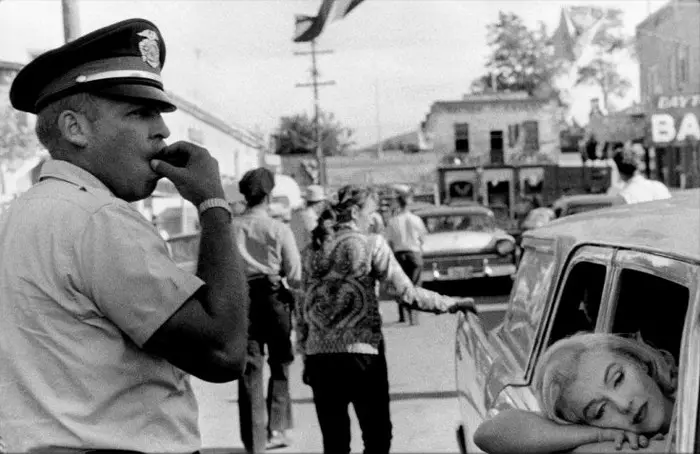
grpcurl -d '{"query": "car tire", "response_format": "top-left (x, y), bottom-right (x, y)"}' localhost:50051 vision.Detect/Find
top-left (456, 423), bottom-right (468, 454)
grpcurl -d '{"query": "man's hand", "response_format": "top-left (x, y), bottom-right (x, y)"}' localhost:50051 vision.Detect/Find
top-left (151, 141), bottom-right (226, 207)
top-left (449, 297), bottom-right (477, 315)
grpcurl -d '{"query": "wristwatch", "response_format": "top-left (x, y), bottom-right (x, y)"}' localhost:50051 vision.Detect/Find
top-left (197, 198), bottom-right (233, 217)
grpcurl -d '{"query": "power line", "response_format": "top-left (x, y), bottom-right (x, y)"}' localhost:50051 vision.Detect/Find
top-left (294, 40), bottom-right (335, 187)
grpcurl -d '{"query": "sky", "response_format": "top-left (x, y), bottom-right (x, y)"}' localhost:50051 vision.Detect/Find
top-left (0, 0), bottom-right (668, 148)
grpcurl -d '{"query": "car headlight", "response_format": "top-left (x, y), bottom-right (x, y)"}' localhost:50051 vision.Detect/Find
top-left (495, 239), bottom-right (515, 255)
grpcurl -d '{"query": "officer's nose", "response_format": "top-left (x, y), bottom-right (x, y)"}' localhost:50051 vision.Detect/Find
top-left (154, 115), bottom-right (171, 140)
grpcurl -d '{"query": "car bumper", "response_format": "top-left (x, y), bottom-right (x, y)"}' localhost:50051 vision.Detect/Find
top-left (421, 263), bottom-right (516, 282)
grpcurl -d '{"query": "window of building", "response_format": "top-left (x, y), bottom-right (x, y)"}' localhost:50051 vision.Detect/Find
top-left (454, 123), bottom-right (470, 153)
top-left (548, 261), bottom-right (607, 347)
top-left (490, 130), bottom-right (504, 164)
top-left (501, 247), bottom-right (556, 366)
top-left (677, 44), bottom-right (690, 85)
top-left (522, 120), bottom-right (539, 152)
top-left (647, 65), bottom-right (661, 99)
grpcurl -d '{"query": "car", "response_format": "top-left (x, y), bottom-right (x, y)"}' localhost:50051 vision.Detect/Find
top-left (551, 193), bottom-right (622, 218)
top-left (454, 190), bottom-right (700, 453)
top-left (417, 205), bottom-right (517, 284)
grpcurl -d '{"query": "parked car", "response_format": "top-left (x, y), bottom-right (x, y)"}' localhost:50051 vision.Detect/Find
top-left (551, 193), bottom-right (621, 218)
top-left (417, 205), bottom-right (517, 284)
top-left (454, 190), bottom-right (699, 454)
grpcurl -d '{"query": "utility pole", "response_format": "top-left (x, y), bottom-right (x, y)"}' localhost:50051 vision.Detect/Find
top-left (62, 0), bottom-right (81, 43)
top-left (295, 39), bottom-right (335, 187)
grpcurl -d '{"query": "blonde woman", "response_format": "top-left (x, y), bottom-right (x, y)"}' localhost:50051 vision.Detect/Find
top-left (474, 333), bottom-right (676, 453)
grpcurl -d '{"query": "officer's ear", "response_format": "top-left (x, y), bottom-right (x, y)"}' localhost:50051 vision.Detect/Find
top-left (57, 110), bottom-right (91, 148)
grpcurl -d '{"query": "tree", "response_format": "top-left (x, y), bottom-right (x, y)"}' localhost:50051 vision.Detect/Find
top-left (0, 96), bottom-right (41, 195)
top-left (572, 8), bottom-right (633, 112)
top-left (471, 12), bottom-right (562, 97)
top-left (273, 111), bottom-right (355, 156)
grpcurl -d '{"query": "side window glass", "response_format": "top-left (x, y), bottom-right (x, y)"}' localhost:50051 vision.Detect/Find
top-left (612, 269), bottom-right (689, 362)
top-left (548, 261), bottom-right (606, 346)
top-left (502, 248), bottom-right (555, 363)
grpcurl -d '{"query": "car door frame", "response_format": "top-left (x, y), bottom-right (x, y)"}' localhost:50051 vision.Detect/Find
top-left (524, 243), bottom-right (616, 384)
top-left (599, 249), bottom-right (700, 452)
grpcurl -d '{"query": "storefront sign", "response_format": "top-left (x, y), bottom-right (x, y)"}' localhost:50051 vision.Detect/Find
top-left (651, 94), bottom-right (700, 145)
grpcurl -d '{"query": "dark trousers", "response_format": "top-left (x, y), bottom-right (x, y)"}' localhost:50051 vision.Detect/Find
top-left (306, 344), bottom-right (392, 454)
top-left (394, 250), bottom-right (423, 324)
top-left (238, 278), bottom-right (295, 453)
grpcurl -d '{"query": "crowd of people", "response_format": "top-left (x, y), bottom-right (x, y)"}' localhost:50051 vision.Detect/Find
top-left (0, 16), bottom-right (681, 454)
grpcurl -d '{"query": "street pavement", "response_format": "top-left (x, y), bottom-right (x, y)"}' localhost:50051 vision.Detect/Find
top-left (195, 282), bottom-right (510, 454)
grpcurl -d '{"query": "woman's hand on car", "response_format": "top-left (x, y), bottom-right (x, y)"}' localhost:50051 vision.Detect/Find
top-left (449, 297), bottom-right (477, 315)
top-left (597, 428), bottom-right (662, 450)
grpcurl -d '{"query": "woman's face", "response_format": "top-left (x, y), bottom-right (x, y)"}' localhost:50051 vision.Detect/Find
top-left (564, 350), bottom-right (672, 434)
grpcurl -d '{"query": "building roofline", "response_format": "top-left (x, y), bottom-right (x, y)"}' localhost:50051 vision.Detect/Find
top-left (166, 91), bottom-right (264, 149)
top-left (636, 1), bottom-right (673, 31)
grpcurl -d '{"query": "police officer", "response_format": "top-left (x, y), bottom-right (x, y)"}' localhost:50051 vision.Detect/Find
top-left (231, 168), bottom-right (302, 453)
top-left (0, 18), bottom-right (249, 453)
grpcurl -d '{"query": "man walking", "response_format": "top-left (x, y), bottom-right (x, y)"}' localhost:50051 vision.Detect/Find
top-left (0, 18), bottom-right (248, 453)
top-left (385, 190), bottom-right (428, 325)
top-left (232, 168), bottom-right (302, 453)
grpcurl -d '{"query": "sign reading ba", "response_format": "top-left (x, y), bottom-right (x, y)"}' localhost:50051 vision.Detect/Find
top-left (651, 94), bottom-right (700, 145)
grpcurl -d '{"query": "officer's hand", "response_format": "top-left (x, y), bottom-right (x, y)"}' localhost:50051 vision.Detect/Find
top-left (449, 297), bottom-right (477, 315)
top-left (150, 141), bottom-right (225, 207)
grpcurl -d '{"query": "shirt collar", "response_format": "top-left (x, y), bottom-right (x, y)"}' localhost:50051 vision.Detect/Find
top-left (39, 159), bottom-right (113, 195)
top-left (244, 205), bottom-right (270, 218)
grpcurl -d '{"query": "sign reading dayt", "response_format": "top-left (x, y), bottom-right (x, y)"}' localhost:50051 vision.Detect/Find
top-left (651, 94), bottom-right (700, 145)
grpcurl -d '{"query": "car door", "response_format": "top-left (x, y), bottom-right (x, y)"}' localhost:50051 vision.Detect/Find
top-left (489, 245), bottom-right (614, 428)
top-left (599, 251), bottom-right (700, 452)
top-left (455, 237), bottom-right (556, 452)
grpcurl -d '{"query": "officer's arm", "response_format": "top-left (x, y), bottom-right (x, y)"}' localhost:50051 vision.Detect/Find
top-left (144, 208), bottom-right (249, 383)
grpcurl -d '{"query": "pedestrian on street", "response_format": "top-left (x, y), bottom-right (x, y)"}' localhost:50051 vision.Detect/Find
top-left (231, 167), bottom-right (302, 453)
top-left (611, 148), bottom-right (671, 204)
top-left (367, 188), bottom-right (386, 235)
top-left (384, 190), bottom-right (428, 325)
top-left (296, 184), bottom-right (476, 454)
top-left (0, 18), bottom-right (249, 453)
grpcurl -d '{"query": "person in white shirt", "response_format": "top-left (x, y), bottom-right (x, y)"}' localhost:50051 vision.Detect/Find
top-left (613, 148), bottom-right (672, 204)
top-left (384, 191), bottom-right (428, 325)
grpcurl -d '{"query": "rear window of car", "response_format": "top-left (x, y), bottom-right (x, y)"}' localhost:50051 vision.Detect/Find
top-left (421, 213), bottom-right (495, 233)
top-left (565, 203), bottom-right (613, 216)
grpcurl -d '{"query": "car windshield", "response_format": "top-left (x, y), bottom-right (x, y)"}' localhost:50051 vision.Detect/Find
top-left (422, 213), bottom-right (495, 233)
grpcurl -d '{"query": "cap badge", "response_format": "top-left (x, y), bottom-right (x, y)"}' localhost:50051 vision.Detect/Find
top-left (137, 29), bottom-right (160, 69)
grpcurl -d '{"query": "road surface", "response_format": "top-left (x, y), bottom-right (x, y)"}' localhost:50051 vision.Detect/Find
top-left (195, 280), bottom-right (511, 453)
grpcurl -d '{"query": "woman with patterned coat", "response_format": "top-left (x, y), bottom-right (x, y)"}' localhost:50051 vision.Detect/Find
top-left (295, 185), bottom-right (475, 454)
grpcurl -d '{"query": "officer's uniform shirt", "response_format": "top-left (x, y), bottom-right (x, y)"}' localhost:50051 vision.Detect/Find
top-left (385, 210), bottom-right (428, 254)
top-left (232, 205), bottom-right (302, 287)
top-left (0, 160), bottom-right (203, 453)
top-left (619, 174), bottom-right (672, 204)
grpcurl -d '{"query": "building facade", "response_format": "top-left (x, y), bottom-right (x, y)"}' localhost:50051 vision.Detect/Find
top-left (637, 0), bottom-right (700, 106)
top-left (422, 92), bottom-right (563, 167)
top-left (636, 0), bottom-right (700, 188)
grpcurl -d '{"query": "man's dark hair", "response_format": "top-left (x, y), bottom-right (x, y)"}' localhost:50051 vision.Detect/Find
top-left (613, 149), bottom-right (638, 178)
top-left (396, 191), bottom-right (411, 209)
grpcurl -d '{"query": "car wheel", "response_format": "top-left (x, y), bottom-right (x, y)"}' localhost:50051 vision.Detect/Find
top-left (456, 423), bottom-right (468, 454)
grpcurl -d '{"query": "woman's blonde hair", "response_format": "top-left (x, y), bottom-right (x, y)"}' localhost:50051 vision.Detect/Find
top-left (534, 332), bottom-right (677, 424)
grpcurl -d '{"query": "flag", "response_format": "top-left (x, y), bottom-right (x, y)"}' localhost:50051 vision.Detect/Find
top-left (552, 6), bottom-right (606, 65)
top-left (293, 0), bottom-right (366, 43)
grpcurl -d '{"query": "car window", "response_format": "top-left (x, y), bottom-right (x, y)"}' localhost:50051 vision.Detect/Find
top-left (501, 247), bottom-right (556, 366)
top-left (547, 261), bottom-right (606, 347)
top-left (611, 269), bottom-right (689, 362)
top-left (421, 213), bottom-right (495, 233)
